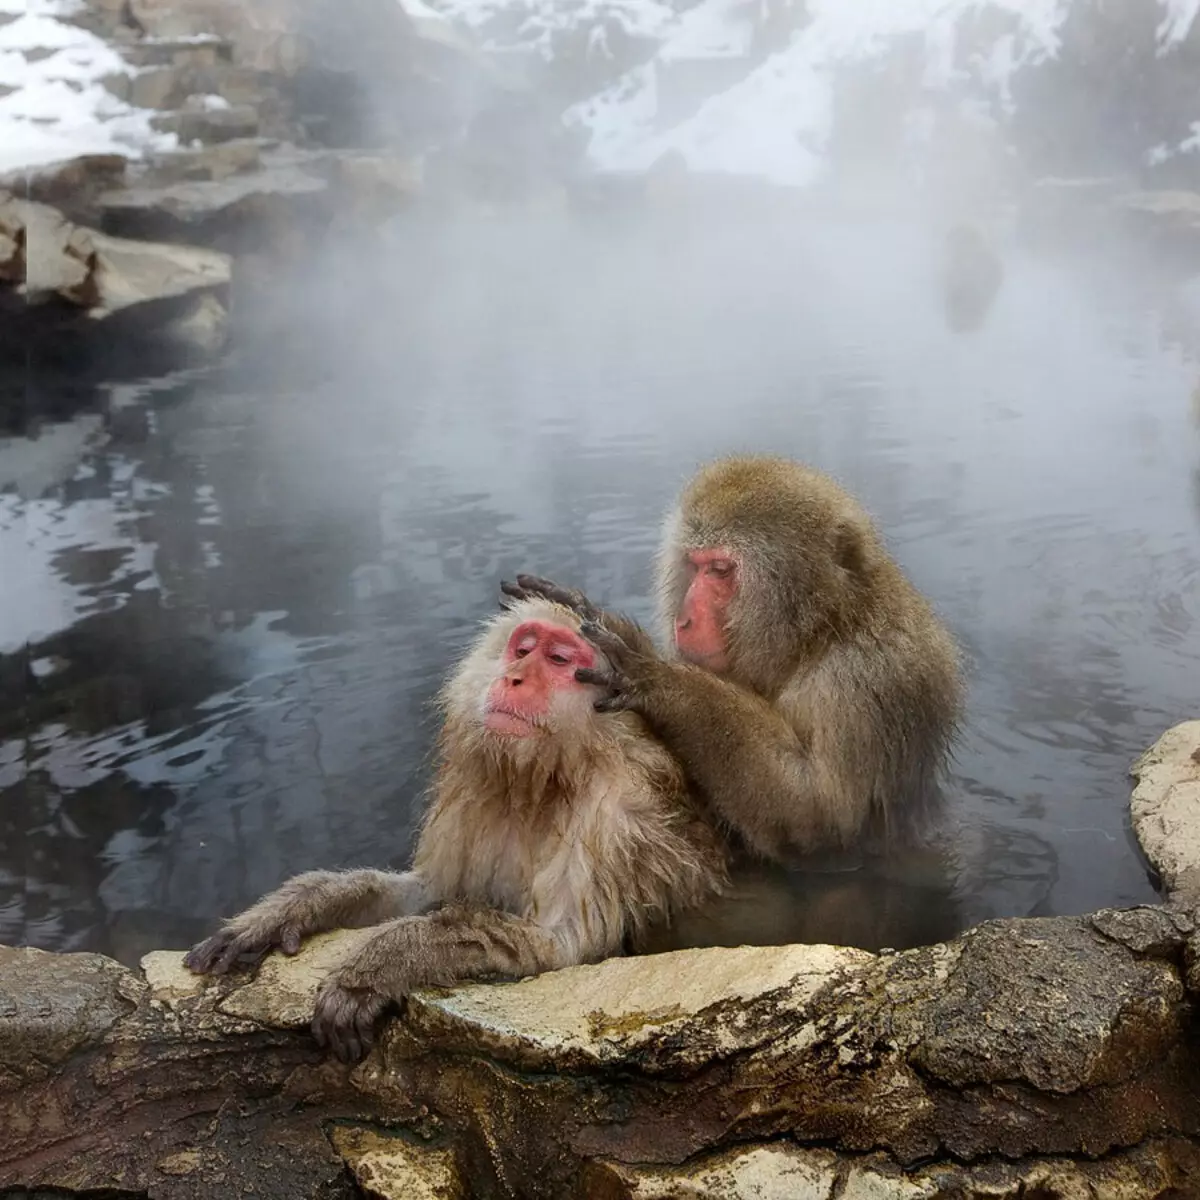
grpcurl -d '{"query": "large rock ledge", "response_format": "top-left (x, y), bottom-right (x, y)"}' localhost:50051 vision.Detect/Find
top-left (2, 721), bottom-right (1200, 1199)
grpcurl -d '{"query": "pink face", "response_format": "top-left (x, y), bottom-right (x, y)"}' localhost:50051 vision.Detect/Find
top-left (484, 620), bottom-right (598, 737)
top-left (674, 548), bottom-right (737, 671)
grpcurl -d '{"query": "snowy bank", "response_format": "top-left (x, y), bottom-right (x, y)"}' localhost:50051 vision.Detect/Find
top-left (0, 0), bottom-right (176, 174)
top-left (420, 0), bottom-right (1200, 187)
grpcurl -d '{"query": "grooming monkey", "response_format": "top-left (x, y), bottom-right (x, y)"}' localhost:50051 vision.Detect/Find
top-left (506, 456), bottom-right (964, 863)
top-left (186, 596), bottom-right (727, 1062)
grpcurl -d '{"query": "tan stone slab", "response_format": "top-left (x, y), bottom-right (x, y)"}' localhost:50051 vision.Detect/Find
top-left (410, 942), bottom-right (873, 1071)
top-left (1130, 719), bottom-right (1200, 900)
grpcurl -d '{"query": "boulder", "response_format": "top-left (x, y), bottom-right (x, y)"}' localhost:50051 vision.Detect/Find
top-left (0, 191), bottom-right (231, 367)
top-left (1131, 720), bottom-right (1200, 900)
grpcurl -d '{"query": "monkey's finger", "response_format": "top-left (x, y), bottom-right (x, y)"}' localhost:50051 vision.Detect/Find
top-left (336, 1020), bottom-right (361, 1064)
top-left (280, 927), bottom-right (302, 956)
top-left (574, 667), bottom-right (615, 688)
top-left (311, 1003), bottom-right (331, 1048)
top-left (515, 575), bottom-right (598, 618)
top-left (594, 693), bottom-right (630, 714)
top-left (579, 620), bottom-right (628, 659)
top-left (211, 937), bottom-right (251, 975)
top-left (183, 936), bottom-right (225, 974)
top-left (499, 580), bottom-right (531, 605)
top-left (354, 1002), bottom-right (379, 1056)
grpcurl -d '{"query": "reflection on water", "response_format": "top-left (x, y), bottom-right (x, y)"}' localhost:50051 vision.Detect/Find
top-left (2, 209), bottom-right (1198, 965)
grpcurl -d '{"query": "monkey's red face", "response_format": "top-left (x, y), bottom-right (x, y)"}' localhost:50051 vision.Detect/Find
top-left (675, 548), bottom-right (737, 671)
top-left (485, 620), bottom-right (598, 737)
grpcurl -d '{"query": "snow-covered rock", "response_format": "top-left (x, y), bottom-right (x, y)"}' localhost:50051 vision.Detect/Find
top-left (0, 0), bottom-right (176, 173)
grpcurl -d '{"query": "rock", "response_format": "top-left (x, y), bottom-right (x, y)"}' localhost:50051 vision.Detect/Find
top-left (217, 927), bottom-right (377, 1026)
top-left (0, 945), bottom-right (141, 1085)
top-left (587, 1140), bottom-right (1200, 1199)
top-left (3, 901), bottom-right (1200, 1196)
top-left (0, 196), bottom-right (89, 293)
top-left (910, 918), bottom-right (1185, 1094)
top-left (97, 144), bottom-right (332, 251)
top-left (61, 226), bottom-right (230, 315)
top-left (1, 193), bottom-right (231, 314)
top-left (1131, 720), bottom-right (1200, 900)
top-left (160, 290), bottom-right (229, 355)
top-left (123, 34), bottom-right (233, 69)
top-left (152, 102), bottom-right (261, 143)
top-left (0, 154), bottom-right (128, 221)
top-left (141, 949), bottom-right (206, 1009)
top-left (331, 1127), bottom-right (465, 1200)
top-left (145, 137), bottom-right (268, 183)
top-left (584, 1145), bottom-right (842, 1199)
top-left (409, 942), bottom-right (872, 1073)
top-left (1, 192), bottom-right (233, 376)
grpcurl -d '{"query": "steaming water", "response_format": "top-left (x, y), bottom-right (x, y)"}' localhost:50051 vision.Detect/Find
top-left (2, 206), bottom-right (1198, 965)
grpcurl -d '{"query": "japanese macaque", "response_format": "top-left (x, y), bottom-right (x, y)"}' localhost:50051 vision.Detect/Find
top-left (504, 456), bottom-right (963, 864)
top-left (941, 222), bottom-right (1003, 334)
top-left (185, 597), bottom-right (727, 1063)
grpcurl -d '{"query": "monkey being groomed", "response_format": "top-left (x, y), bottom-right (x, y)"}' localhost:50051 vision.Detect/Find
top-left (506, 455), bottom-right (964, 865)
top-left (185, 596), bottom-right (728, 1063)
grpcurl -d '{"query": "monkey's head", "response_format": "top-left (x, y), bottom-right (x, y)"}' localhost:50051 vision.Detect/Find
top-left (657, 456), bottom-right (884, 695)
top-left (441, 598), bottom-right (616, 752)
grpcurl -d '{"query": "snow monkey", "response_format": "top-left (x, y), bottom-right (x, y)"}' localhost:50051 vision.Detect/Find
top-left (504, 456), bottom-right (964, 863)
top-left (185, 596), bottom-right (728, 1063)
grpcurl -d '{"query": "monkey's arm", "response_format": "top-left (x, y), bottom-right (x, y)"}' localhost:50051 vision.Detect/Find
top-left (185, 868), bottom-right (434, 975)
top-left (500, 574), bottom-right (659, 657)
top-left (311, 904), bottom-right (578, 1062)
top-left (578, 623), bottom-right (837, 858)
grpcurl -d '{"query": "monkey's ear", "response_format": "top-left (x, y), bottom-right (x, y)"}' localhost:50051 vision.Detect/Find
top-left (833, 522), bottom-right (867, 577)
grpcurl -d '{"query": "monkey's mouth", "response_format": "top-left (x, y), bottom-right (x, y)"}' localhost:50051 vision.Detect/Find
top-left (483, 707), bottom-right (544, 737)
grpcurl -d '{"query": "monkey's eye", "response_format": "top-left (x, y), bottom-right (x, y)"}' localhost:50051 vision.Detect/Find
top-left (708, 560), bottom-right (734, 578)
top-left (547, 649), bottom-right (573, 666)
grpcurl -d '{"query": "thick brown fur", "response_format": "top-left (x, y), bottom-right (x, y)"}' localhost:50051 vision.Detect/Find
top-left (512, 457), bottom-right (964, 862)
top-left (185, 597), bottom-right (728, 1062)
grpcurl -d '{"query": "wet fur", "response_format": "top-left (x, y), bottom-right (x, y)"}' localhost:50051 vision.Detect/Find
top-left (185, 598), bottom-right (727, 1061)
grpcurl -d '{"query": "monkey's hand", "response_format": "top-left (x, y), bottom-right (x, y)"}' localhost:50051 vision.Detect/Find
top-left (576, 620), bottom-right (662, 714)
top-left (312, 971), bottom-right (395, 1064)
top-left (184, 875), bottom-right (332, 975)
top-left (185, 917), bottom-right (305, 977)
top-left (500, 574), bottom-right (600, 621)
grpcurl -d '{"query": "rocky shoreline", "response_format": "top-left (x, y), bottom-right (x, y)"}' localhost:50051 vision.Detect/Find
top-left (0, 721), bottom-right (1197, 1198)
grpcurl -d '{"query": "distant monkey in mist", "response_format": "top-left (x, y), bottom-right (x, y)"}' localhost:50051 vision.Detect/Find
top-left (505, 456), bottom-right (964, 863)
top-left (941, 222), bottom-right (1003, 334)
top-left (186, 597), bottom-right (727, 1063)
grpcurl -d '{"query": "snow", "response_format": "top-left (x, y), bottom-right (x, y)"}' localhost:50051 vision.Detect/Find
top-left (421, 0), bottom-right (678, 57)
top-left (0, 0), bottom-right (175, 175)
top-left (2, 0), bottom-right (1200, 182)
top-left (1158, 0), bottom-right (1200, 46)
top-left (570, 0), bottom-right (1071, 182)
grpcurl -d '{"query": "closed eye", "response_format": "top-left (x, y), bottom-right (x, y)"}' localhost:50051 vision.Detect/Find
top-left (547, 651), bottom-right (572, 665)
top-left (708, 561), bottom-right (734, 577)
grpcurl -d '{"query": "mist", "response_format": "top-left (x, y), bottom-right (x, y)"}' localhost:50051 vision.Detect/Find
top-left (2, 0), bottom-right (1199, 963)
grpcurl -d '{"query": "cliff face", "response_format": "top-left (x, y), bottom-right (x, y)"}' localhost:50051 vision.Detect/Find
top-left (2, 723), bottom-right (1199, 1199)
